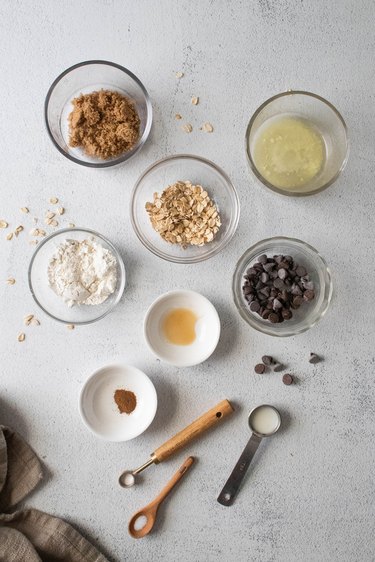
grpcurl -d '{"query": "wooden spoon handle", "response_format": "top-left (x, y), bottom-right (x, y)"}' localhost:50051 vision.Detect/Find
top-left (152, 399), bottom-right (234, 463)
top-left (152, 456), bottom-right (195, 507)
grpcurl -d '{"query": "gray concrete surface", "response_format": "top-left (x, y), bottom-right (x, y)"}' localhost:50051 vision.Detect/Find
top-left (0, 1), bottom-right (374, 561)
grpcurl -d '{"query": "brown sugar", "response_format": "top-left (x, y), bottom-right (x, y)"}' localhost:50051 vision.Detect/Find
top-left (68, 90), bottom-right (140, 159)
top-left (114, 389), bottom-right (137, 415)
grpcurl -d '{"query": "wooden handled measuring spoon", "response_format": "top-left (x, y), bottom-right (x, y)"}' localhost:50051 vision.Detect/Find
top-left (119, 399), bottom-right (233, 488)
top-left (128, 456), bottom-right (194, 539)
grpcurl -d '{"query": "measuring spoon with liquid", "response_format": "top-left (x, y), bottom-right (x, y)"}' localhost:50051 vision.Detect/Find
top-left (217, 404), bottom-right (281, 506)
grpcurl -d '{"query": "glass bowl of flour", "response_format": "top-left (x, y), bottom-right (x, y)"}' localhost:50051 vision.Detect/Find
top-left (28, 228), bottom-right (126, 324)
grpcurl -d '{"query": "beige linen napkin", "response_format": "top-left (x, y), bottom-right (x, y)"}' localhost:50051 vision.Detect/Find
top-left (0, 426), bottom-right (109, 562)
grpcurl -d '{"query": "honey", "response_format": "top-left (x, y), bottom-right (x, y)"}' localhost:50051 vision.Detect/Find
top-left (162, 308), bottom-right (197, 346)
top-left (253, 115), bottom-right (325, 190)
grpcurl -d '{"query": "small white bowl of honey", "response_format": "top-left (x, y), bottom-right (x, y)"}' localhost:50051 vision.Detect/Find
top-left (144, 290), bottom-right (221, 367)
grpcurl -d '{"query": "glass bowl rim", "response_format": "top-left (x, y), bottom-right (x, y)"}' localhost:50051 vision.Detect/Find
top-left (232, 235), bottom-right (333, 337)
top-left (130, 153), bottom-right (240, 264)
top-left (245, 90), bottom-right (349, 197)
top-left (28, 227), bottom-right (126, 325)
top-left (44, 59), bottom-right (153, 168)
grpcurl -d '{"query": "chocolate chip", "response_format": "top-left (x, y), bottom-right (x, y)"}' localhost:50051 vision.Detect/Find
top-left (261, 309), bottom-right (270, 320)
top-left (254, 363), bottom-right (266, 374)
top-left (258, 254), bottom-right (268, 264)
top-left (262, 355), bottom-right (273, 366)
top-left (263, 262), bottom-right (275, 273)
top-left (260, 272), bottom-right (269, 283)
top-left (282, 373), bottom-right (294, 385)
top-left (243, 286), bottom-right (252, 295)
top-left (249, 301), bottom-right (260, 312)
top-left (303, 289), bottom-right (315, 301)
top-left (273, 298), bottom-right (283, 310)
top-left (273, 278), bottom-right (285, 290)
top-left (273, 362), bottom-right (284, 372)
top-left (246, 267), bottom-right (257, 277)
top-left (309, 353), bottom-right (321, 364)
top-left (278, 268), bottom-right (287, 280)
top-left (292, 296), bottom-right (303, 308)
top-left (281, 308), bottom-right (293, 320)
top-left (268, 312), bottom-right (280, 323)
top-left (296, 266), bottom-right (307, 277)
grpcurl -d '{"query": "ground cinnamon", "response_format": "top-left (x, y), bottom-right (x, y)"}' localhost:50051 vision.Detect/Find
top-left (68, 89), bottom-right (140, 159)
top-left (114, 389), bottom-right (137, 414)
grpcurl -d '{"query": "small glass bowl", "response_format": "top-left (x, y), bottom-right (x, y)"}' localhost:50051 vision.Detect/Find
top-left (130, 154), bottom-right (240, 264)
top-left (28, 228), bottom-right (126, 325)
top-left (245, 91), bottom-right (349, 196)
top-left (44, 60), bottom-right (152, 168)
top-left (232, 237), bottom-right (333, 337)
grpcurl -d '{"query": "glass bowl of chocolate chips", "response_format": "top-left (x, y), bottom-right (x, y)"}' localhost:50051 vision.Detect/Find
top-left (232, 237), bottom-right (333, 336)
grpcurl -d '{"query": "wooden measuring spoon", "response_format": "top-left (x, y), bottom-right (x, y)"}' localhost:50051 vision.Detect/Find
top-left (128, 456), bottom-right (194, 539)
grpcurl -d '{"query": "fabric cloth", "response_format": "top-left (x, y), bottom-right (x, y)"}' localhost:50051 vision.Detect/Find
top-left (0, 425), bottom-right (109, 562)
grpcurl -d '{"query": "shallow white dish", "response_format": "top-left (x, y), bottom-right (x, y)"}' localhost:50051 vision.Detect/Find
top-left (79, 364), bottom-right (157, 442)
top-left (144, 290), bottom-right (221, 367)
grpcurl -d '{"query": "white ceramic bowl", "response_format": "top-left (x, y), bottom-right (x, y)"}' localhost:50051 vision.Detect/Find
top-left (144, 290), bottom-right (221, 367)
top-left (79, 364), bottom-right (157, 442)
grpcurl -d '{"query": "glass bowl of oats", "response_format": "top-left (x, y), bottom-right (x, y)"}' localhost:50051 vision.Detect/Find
top-left (130, 155), bottom-right (240, 263)
top-left (44, 60), bottom-right (152, 168)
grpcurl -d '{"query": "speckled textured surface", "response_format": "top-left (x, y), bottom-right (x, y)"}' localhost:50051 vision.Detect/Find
top-left (0, 1), bottom-right (374, 561)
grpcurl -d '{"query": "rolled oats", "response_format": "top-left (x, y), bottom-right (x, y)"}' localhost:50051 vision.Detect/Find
top-left (145, 181), bottom-right (221, 249)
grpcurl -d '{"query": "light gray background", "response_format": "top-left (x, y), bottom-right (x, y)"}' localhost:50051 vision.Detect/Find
top-left (0, 1), bottom-right (374, 561)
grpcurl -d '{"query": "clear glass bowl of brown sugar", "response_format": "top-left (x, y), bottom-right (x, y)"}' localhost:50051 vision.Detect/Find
top-left (44, 60), bottom-right (152, 168)
top-left (232, 237), bottom-right (333, 337)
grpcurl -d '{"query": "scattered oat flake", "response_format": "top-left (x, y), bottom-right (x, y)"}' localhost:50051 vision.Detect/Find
top-left (29, 240), bottom-right (38, 245)
top-left (45, 211), bottom-right (55, 219)
top-left (176, 71), bottom-right (184, 78)
top-left (15, 225), bottom-right (24, 236)
top-left (31, 317), bottom-right (40, 326)
top-left (175, 113), bottom-right (182, 120)
top-left (50, 197), bottom-right (59, 204)
top-left (18, 333), bottom-right (26, 342)
top-left (7, 278), bottom-right (16, 285)
top-left (68, 223), bottom-right (76, 228)
top-left (182, 124), bottom-right (193, 133)
top-left (57, 207), bottom-right (65, 215)
top-left (202, 122), bottom-right (214, 133)
top-left (0, 220), bottom-right (8, 229)
top-left (191, 96), bottom-right (199, 105)
top-left (67, 324), bottom-right (75, 330)
top-left (20, 207), bottom-right (29, 214)
top-left (24, 314), bottom-right (34, 326)
top-left (50, 219), bottom-right (58, 227)
top-left (6, 232), bottom-right (13, 241)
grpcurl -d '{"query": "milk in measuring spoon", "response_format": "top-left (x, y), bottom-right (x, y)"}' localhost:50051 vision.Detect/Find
top-left (251, 406), bottom-right (280, 435)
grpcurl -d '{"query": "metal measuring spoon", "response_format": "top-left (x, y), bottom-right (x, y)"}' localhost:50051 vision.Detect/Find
top-left (217, 405), bottom-right (281, 506)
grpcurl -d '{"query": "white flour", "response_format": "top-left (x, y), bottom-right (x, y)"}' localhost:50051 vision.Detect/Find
top-left (48, 238), bottom-right (117, 307)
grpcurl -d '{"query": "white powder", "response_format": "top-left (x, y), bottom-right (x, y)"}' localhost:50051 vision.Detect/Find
top-left (48, 238), bottom-right (117, 307)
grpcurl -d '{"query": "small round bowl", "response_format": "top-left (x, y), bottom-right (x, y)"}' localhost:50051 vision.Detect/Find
top-left (233, 237), bottom-right (333, 337)
top-left (245, 91), bottom-right (348, 196)
top-left (131, 155), bottom-right (240, 264)
top-left (45, 60), bottom-right (152, 168)
top-left (28, 228), bottom-right (126, 325)
top-left (79, 364), bottom-right (157, 442)
top-left (144, 290), bottom-right (221, 367)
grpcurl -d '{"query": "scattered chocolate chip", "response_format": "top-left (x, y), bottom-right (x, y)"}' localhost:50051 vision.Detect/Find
top-left (262, 355), bottom-right (273, 366)
top-left (273, 362), bottom-right (284, 372)
top-left (254, 363), bottom-right (266, 374)
top-left (309, 352), bottom-right (321, 364)
top-left (282, 373), bottom-right (294, 385)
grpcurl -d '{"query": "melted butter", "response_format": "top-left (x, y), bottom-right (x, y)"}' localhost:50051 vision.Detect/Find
top-left (163, 308), bottom-right (197, 346)
top-left (253, 115), bottom-right (325, 190)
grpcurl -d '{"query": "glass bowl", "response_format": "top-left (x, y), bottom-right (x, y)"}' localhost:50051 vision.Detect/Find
top-left (28, 228), bottom-right (126, 325)
top-left (232, 237), bottom-right (333, 337)
top-left (44, 60), bottom-right (152, 168)
top-left (130, 154), bottom-right (240, 264)
top-left (245, 91), bottom-right (348, 196)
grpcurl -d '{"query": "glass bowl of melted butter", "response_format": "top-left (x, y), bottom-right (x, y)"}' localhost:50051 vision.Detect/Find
top-left (246, 91), bottom-right (348, 196)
